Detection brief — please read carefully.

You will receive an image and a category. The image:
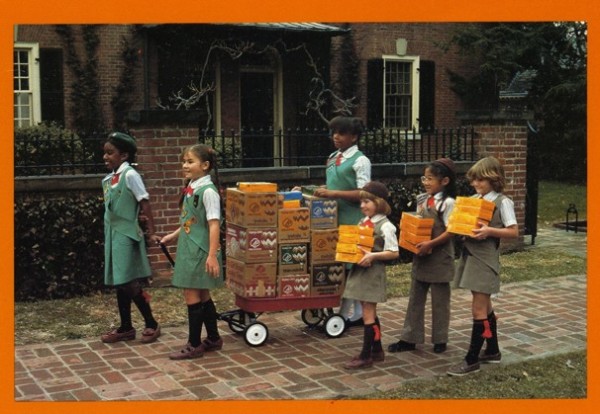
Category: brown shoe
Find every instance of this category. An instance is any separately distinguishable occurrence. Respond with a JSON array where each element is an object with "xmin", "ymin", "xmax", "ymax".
[
  {"xmin": 199, "ymin": 337, "xmax": 223, "ymax": 352},
  {"xmin": 344, "ymin": 356, "xmax": 373, "ymax": 370},
  {"xmin": 101, "ymin": 328, "xmax": 136, "ymax": 343},
  {"xmin": 372, "ymin": 350, "xmax": 385, "ymax": 362},
  {"xmin": 169, "ymin": 344, "xmax": 204, "ymax": 360},
  {"xmin": 446, "ymin": 359, "xmax": 480, "ymax": 376},
  {"xmin": 140, "ymin": 325, "xmax": 161, "ymax": 344}
]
